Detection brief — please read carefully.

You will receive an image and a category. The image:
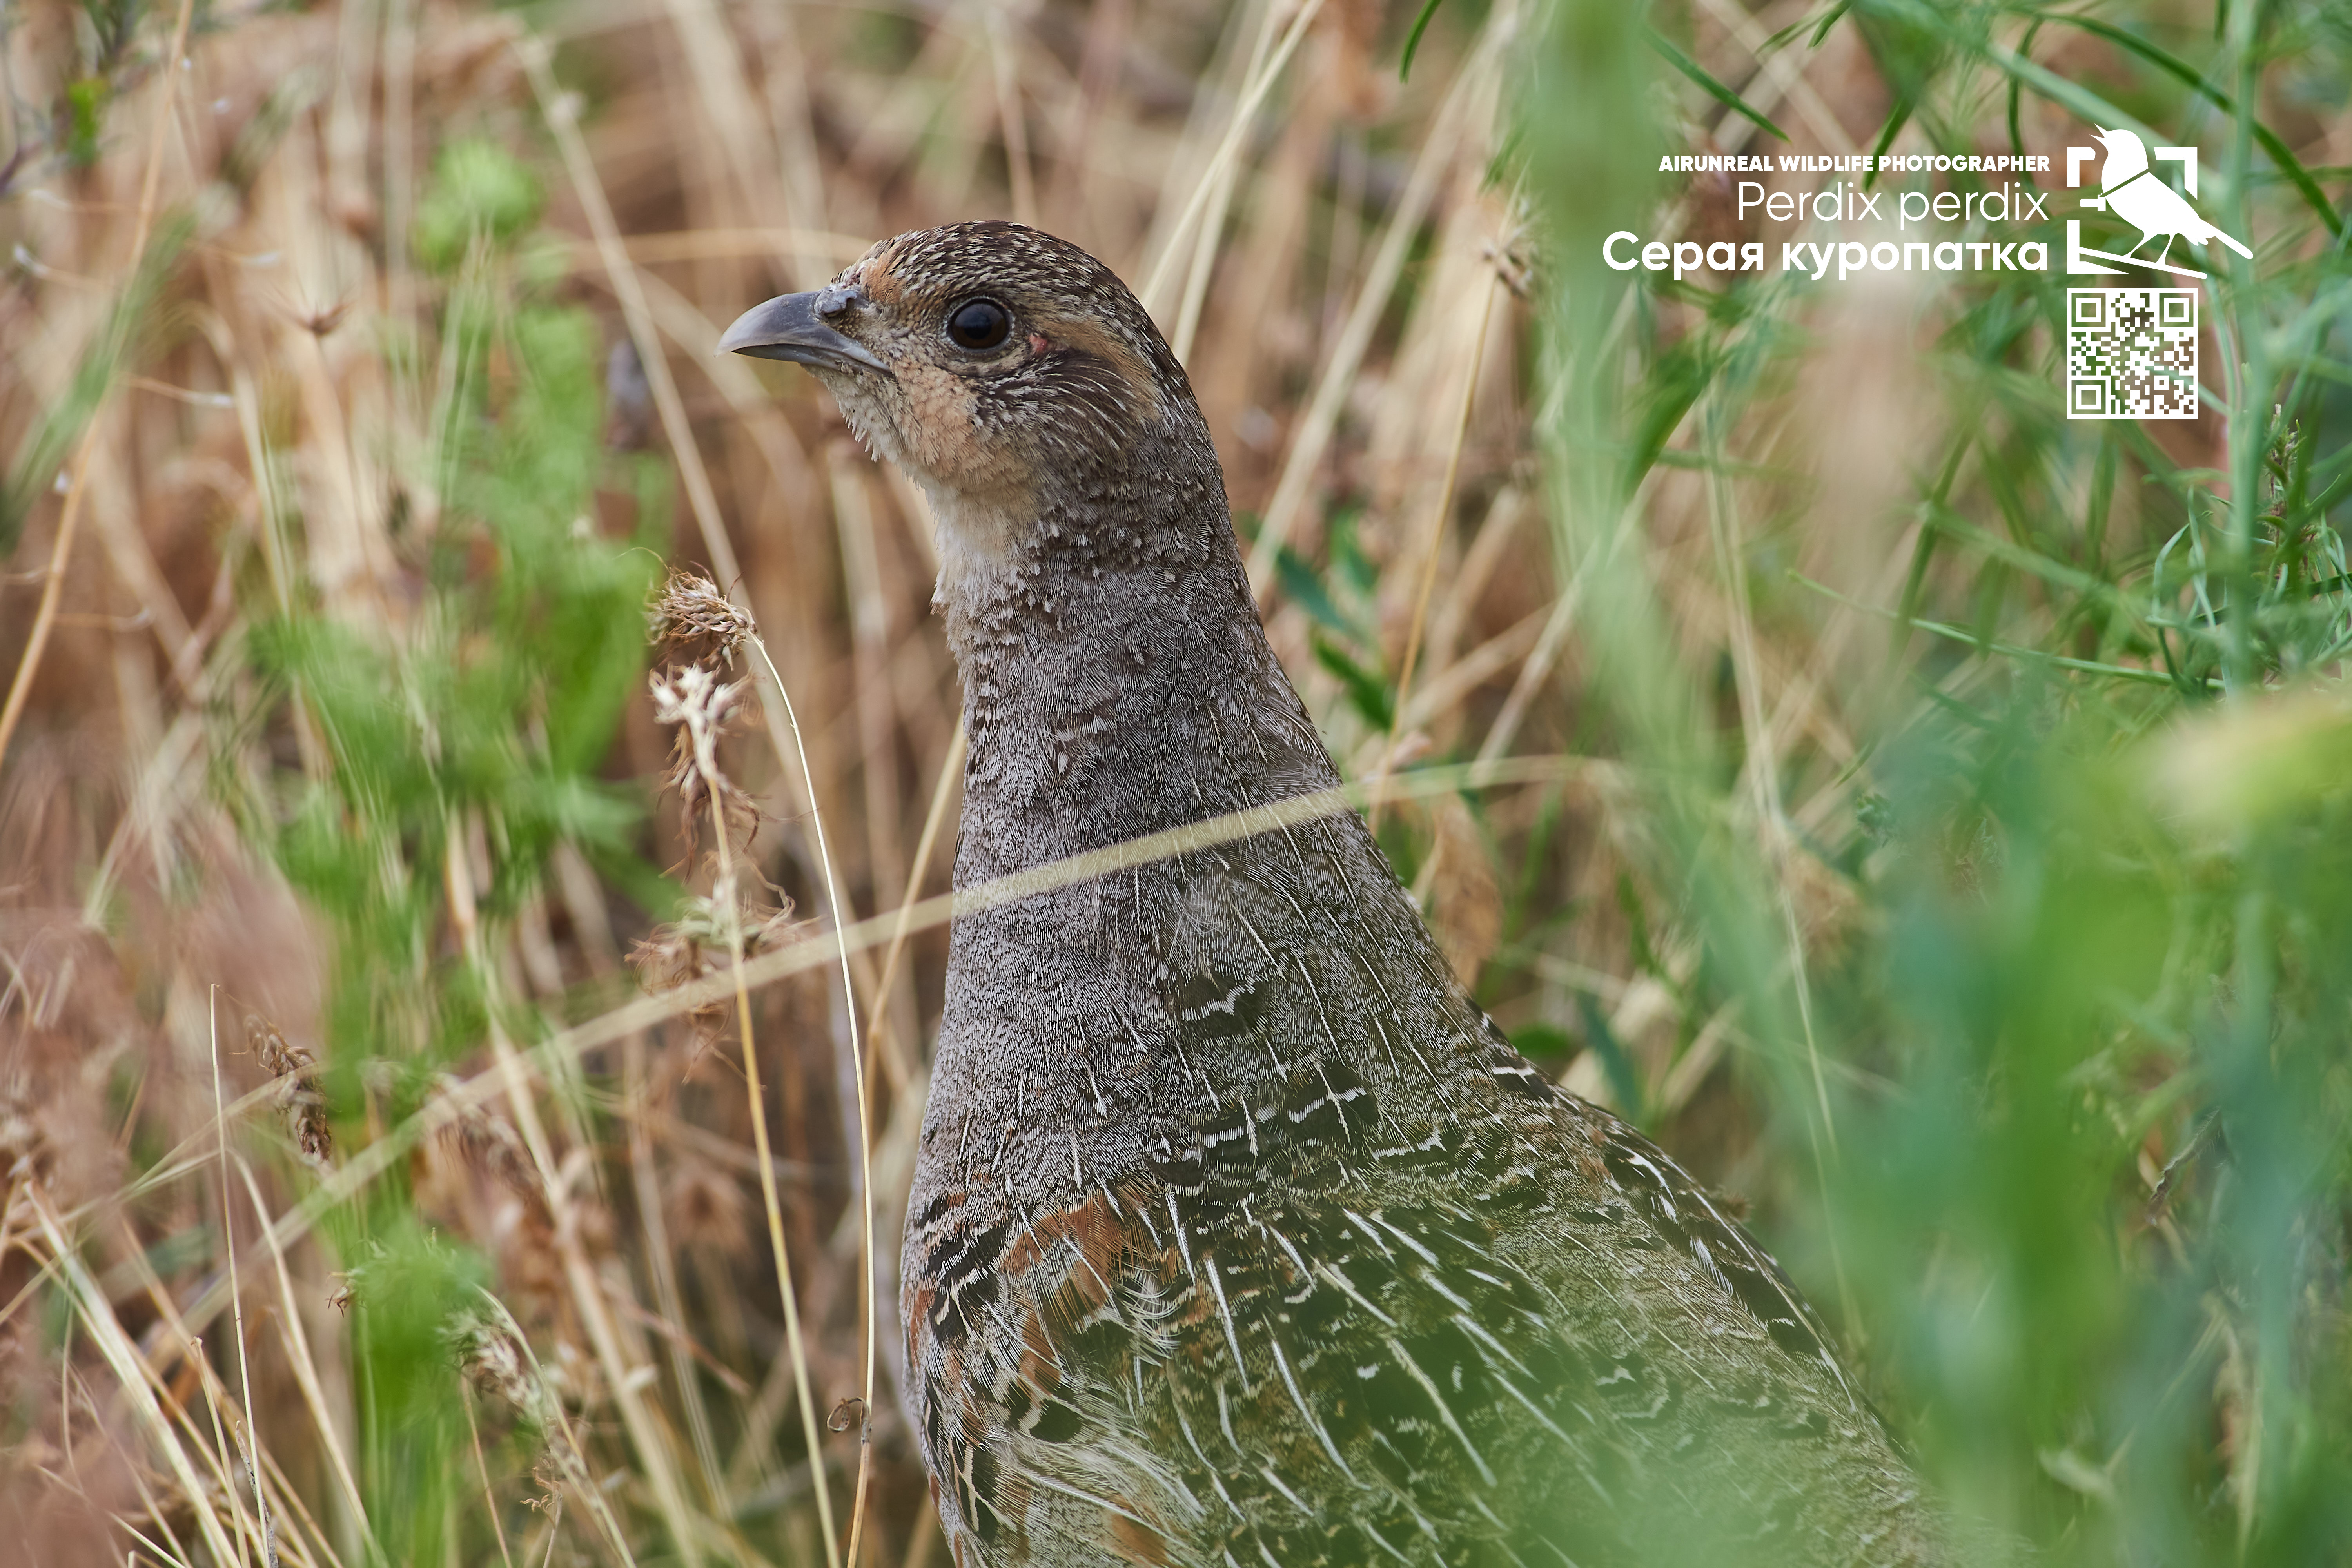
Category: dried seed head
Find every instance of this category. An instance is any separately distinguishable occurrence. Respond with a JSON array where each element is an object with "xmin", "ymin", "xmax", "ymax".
[
  {"xmin": 527, "ymin": 1452, "xmax": 578, "ymax": 1514},
  {"xmin": 433, "ymin": 1076, "xmax": 541, "ymax": 1203},
  {"xmin": 248, "ymin": 1014, "xmax": 333, "ymax": 1174},
  {"xmin": 1483, "ymin": 218, "xmax": 1538, "ymax": 300},
  {"xmin": 651, "ymin": 663, "xmax": 762, "ymax": 861},
  {"xmin": 650, "ymin": 571, "xmax": 756, "ymax": 664},
  {"xmin": 447, "ymin": 1309, "xmax": 560, "ymax": 1433},
  {"xmin": 627, "ymin": 890, "xmax": 806, "ymax": 1063},
  {"xmin": 660, "ymin": 888, "xmax": 802, "ymax": 953},
  {"xmin": 297, "ymin": 297, "xmax": 356, "ymax": 337},
  {"xmin": 650, "ymin": 661, "xmax": 749, "ymax": 736},
  {"xmin": 0, "ymin": 1078, "xmax": 50, "ymax": 1191},
  {"xmin": 626, "ymin": 923, "xmax": 707, "ymax": 1017},
  {"xmin": 628, "ymin": 887, "xmax": 800, "ymax": 965}
]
